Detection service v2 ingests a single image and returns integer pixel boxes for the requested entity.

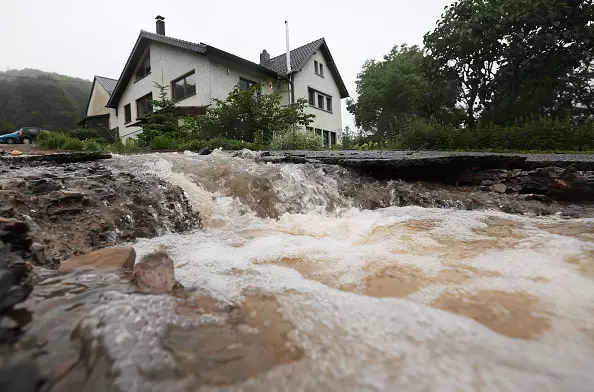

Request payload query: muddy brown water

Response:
[18,152,594,391]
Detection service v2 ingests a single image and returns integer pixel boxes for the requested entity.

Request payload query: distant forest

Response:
[0,69,91,131]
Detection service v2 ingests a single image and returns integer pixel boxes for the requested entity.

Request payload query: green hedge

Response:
[395,117,594,151]
[37,131,104,152]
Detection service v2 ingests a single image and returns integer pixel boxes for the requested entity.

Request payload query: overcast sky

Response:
[2,0,451,129]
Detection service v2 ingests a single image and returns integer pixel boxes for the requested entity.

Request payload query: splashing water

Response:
[105,151,594,391]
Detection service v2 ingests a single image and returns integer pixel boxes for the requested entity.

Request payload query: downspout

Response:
[285,20,293,104]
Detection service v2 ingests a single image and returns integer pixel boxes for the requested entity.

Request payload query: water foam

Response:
[107,152,594,391]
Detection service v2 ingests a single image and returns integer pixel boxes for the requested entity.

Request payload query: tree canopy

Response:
[423,0,594,125]
[0,69,91,131]
[349,0,594,142]
[347,45,461,139]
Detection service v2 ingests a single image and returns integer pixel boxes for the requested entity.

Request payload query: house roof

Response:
[264,38,325,74]
[84,75,117,117]
[107,31,349,108]
[95,76,118,95]
[263,38,349,98]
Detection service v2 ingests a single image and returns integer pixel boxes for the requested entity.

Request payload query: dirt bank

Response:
[0,158,200,267]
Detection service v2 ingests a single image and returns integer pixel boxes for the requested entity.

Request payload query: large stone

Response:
[131,252,176,294]
[58,247,136,274]
[492,183,507,194]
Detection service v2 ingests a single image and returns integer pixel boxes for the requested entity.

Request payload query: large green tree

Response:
[424,0,594,125]
[347,45,460,140]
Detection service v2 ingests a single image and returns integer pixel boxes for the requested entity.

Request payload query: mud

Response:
[0,162,199,267]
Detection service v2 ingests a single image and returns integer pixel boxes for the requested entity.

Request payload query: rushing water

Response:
[103,151,594,391]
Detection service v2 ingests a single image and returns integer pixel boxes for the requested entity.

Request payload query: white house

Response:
[78,75,118,140]
[104,16,349,146]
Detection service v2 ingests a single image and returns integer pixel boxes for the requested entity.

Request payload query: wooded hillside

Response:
[0,69,91,131]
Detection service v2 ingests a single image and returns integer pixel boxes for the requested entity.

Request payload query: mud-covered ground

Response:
[1,151,593,392]
[0,160,200,267]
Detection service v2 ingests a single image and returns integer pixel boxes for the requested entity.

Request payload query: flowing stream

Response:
[99,151,594,391]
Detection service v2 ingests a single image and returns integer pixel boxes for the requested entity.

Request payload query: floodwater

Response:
[104,151,594,391]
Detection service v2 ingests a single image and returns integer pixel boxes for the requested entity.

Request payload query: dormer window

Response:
[135,51,151,81]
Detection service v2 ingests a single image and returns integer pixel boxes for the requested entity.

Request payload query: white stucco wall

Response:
[108,108,118,131]
[293,51,343,135]
[87,82,110,117]
[116,41,279,140]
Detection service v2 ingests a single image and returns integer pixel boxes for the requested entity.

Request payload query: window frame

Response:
[124,104,131,124]
[239,77,258,91]
[314,60,319,74]
[308,87,333,113]
[171,71,197,102]
[317,94,325,110]
[318,63,324,77]
[135,51,151,82]
[135,93,153,119]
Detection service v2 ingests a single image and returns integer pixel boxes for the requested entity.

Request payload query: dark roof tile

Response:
[263,38,325,74]
[95,75,118,95]
[139,30,207,53]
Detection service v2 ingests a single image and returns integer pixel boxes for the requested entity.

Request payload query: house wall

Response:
[293,51,343,136]
[116,42,279,140]
[87,83,110,117]
[108,108,118,132]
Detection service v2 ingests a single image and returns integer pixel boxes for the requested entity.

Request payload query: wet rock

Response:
[30,243,45,265]
[0,353,39,392]
[132,252,176,294]
[492,183,507,194]
[0,217,41,388]
[58,247,136,274]
[0,162,200,266]
[27,178,62,194]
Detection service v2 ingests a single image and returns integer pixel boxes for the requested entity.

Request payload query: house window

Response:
[315,128,322,137]
[135,51,151,81]
[136,93,153,118]
[319,63,324,77]
[124,104,131,124]
[172,71,196,101]
[317,94,324,110]
[331,131,337,146]
[239,77,258,91]
[314,61,319,74]
[323,130,330,147]
[308,87,333,113]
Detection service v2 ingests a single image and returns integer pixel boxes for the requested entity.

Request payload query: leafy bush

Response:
[37,130,105,151]
[37,131,68,149]
[390,117,594,151]
[150,134,178,150]
[64,128,104,141]
[83,139,103,152]
[62,138,85,151]
[269,127,324,150]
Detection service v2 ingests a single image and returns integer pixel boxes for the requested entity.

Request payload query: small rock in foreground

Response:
[132,251,177,294]
[58,247,136,274]
[492,183,507,194]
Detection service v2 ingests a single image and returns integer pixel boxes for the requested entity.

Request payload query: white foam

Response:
[108,153,594,391]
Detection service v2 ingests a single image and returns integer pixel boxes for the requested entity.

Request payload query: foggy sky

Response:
[1,0,451,129]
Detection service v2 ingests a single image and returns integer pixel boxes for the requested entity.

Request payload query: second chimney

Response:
[260,50,270,65]
[156,15,165,35]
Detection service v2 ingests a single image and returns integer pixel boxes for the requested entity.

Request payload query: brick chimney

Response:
[260,50,270,65]
[156,15,165,35]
